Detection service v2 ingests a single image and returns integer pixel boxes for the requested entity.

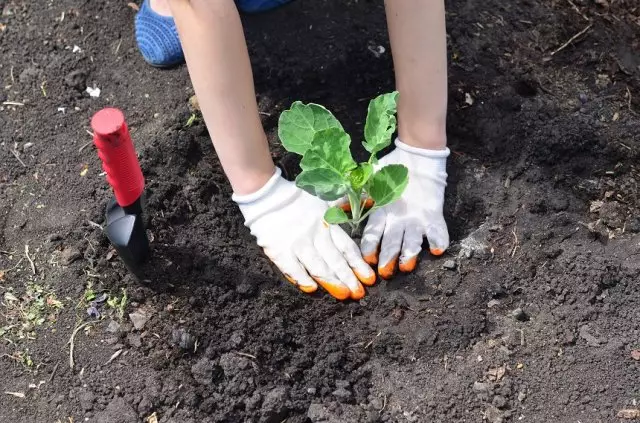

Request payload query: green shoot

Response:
[277,92,408,233]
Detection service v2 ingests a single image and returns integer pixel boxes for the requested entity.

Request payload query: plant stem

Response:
[354,205,377,225]
[347,189,362,223]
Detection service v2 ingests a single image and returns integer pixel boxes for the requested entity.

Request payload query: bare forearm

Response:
[169,0,275,194]
[385,0,448,150]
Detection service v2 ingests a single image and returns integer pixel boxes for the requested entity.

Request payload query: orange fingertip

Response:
[354,269,376,286]
[399,255,418,273]
[312,277,351,301]
[378,255,398,280]
[430,248,445,256]
[363,252,378,266]
[284,274,317,294]
[350,282,366,301]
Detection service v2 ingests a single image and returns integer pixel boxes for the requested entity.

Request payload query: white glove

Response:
[233,167,376,300]
[361,139,450,279]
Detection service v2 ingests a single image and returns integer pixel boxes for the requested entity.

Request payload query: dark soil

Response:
[1,0,639,422]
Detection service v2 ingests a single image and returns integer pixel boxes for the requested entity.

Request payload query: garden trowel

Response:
[91,108,149,277]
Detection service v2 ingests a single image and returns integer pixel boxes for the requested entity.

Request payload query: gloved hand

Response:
[233,167,376,300]
[361,139,450,279]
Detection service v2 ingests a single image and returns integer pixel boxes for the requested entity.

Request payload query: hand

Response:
[361,139,450,279]
[233,168,376,300]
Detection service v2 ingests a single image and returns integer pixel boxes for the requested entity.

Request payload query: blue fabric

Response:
[237,0,295,13]
[134,0,294,68]
[134,0,183,67]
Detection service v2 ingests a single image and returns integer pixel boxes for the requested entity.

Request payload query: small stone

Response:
[137,396,153,415]
[473,381,492,394]
[580,395,591,404]
[94,397,137,423]
[244,392,262,411]
[106,320,121,333]
[517,391,526,402]
[46,233,63,242]
[578,93,588,104]
[22,142,34,151]
[79,389,95,411]
[126,333,142,348]
[306,387,316,395]
[335,380,350,389]
[492,395,508,409]
[487,299,500,308]
[511,308,528,322]
[332,388,352,401]
[171,329,196,350]
[261,386,289,422]
[61,247,82,265]
[129,310,150,330]
[627,217,640,233]
[442,260,457,270]
[631,350,640,361]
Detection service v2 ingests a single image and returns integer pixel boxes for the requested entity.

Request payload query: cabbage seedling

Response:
[278,92,408,233]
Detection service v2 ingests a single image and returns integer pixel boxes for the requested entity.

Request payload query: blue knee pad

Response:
[135,0,295,67]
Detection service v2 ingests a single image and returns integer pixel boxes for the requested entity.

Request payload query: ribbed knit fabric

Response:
[134,0,295,68]
[134,0,183,67]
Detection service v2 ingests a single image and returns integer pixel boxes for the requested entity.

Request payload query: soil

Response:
[1,0,639,422]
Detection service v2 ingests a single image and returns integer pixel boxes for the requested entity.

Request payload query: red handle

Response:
[91,108,145,207]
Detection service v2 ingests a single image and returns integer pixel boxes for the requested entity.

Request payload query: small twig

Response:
[10,66,14,84]
[510,227,519,258]
[104,349,122,365]
[49,361,60,382]
[114,38,123,56]
[25,245,36,275]
[364,331,382,350]
[78,141,93,152]
[566,0,590,21]
[10,150,26,167]
[234,351,257,360]
[67,322,93,369]
[550,24,593,56]
[626,86,634,113]
[87,221,103,230]
[2,101,25,107]
[380,394,388,414]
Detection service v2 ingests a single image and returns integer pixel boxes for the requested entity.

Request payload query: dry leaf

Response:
[0,270,5,281]
[146,412,158,423]
[127,2,140,11]
[0,23,6,31]
[613,112,620,121]
[516,363,524,369]
[617,409,640,419]
[631,350,640,361]
[487,364,506,381]
[590,200,603,213]
[4,391,25,398]
[80,165,89,177]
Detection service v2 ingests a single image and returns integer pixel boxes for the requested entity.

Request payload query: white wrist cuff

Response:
[395,138,450,158]
[231,167,282,204]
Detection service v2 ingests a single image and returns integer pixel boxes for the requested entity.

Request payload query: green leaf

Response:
[296,168,348,201]
[324,207,350,225]
[366,164,409,208]
[278,102,344,155]
[349,163,373,191]
[300,127,357,175]
[362,91,399,156]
